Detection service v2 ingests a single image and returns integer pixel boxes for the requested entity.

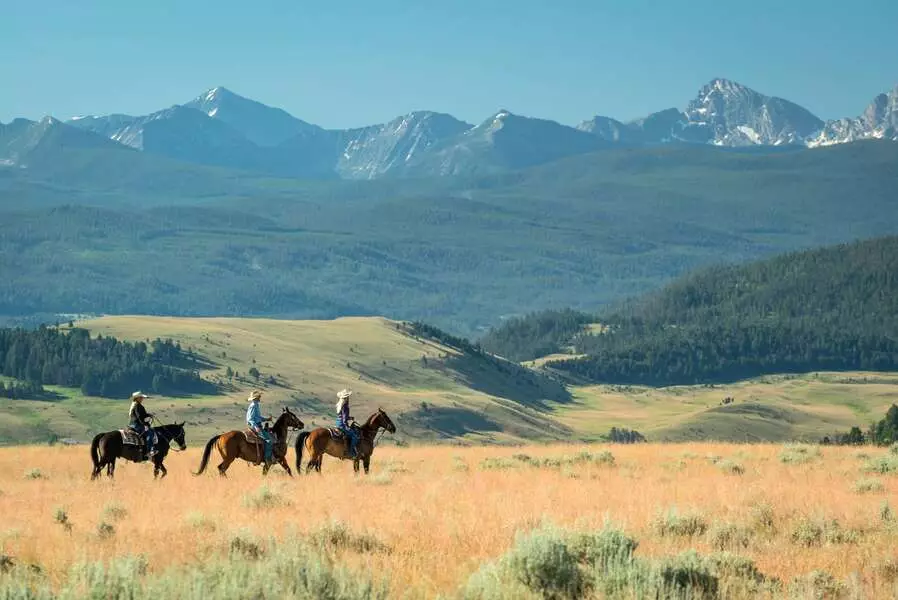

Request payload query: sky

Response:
[2,0,896,129]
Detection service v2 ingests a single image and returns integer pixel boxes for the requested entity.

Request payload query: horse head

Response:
[171,421,187,451]
[280,406,305,430]
[375,407,396,434]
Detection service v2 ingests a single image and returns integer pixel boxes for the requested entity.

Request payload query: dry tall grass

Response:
[0,442,896,598]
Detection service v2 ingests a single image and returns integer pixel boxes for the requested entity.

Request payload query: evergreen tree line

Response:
[825,404,898,446]
[479,309,596,362]
[0,379,45,400]
[0,326,217,399]
[535,236,898,385]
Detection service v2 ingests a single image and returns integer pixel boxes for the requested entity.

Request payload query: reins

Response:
[150,417,184,452]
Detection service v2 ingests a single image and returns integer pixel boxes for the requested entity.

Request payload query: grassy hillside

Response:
[2,141,898,333]
[1,315,897,445]
[0,315,570,445]
[552,372,898,442]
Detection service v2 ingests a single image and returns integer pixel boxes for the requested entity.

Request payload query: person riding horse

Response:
[246,389,274,464]
[128,391,156,458]
[336,389,360,458]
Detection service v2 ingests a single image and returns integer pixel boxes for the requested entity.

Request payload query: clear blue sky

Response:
[2,0,896,128]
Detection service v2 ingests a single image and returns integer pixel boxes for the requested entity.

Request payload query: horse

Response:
[90,422,187,480]
[194,407,304,477]
[295,408,396,475]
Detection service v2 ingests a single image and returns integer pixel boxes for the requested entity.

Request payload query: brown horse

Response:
[194,407,304,477]
[294,408,396,475]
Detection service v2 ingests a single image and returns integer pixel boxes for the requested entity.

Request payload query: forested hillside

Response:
[2,141,898,333]
[0,326,216,398]
[550,236,898,385]
[479,309,595,361]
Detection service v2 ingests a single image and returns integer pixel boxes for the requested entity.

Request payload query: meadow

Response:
[1,442,896,598]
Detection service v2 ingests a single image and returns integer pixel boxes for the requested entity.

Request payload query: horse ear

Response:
[283,407,287,413]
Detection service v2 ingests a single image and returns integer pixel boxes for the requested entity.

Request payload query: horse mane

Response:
[153,423,183,434]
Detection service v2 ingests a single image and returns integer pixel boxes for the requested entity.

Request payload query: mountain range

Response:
[2,78,896,180]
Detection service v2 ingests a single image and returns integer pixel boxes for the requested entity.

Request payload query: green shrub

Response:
[863,455,898,474]
[96,522,115,540]
[707,523,752,550]
[309,521,390,554]
[242,485,288,509]
[790,518,860,547]
[0,540,388,600]
[853,478,885,494]
[183,512,216,532]
[789,570,847,599]
[748,501,777,536]
[779,444,821,464]
[654,551,719,600]
[228,533,264,559]
[102,503,128,522]
[652,508,708,538]
[23,469,44,480]
[567,528,638,572]
[479,457,520,470]
[500,527,584,599]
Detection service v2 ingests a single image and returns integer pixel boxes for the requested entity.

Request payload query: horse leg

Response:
[363,456,370,475]
[353,459,360,475]
[277,456,293,477]
[107,458,116,479]
[217,456,234,477]
[92,457,105,480]
[154,458,167,479]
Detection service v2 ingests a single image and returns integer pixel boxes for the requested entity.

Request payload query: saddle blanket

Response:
[120,429,156,446]
[328,428,345,440]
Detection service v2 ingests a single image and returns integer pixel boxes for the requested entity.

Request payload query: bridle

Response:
[150,417,186,452]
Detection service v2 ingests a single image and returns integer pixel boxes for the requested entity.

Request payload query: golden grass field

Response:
[1,442,897,598]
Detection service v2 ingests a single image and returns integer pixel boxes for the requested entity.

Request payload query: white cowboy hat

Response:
[130,391,148,401]
[337,389,353,400]
[248,390,262,402]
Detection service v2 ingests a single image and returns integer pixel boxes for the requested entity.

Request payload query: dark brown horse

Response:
[90,422,187,480]
[194,407,304,477]
[295,408,396,475]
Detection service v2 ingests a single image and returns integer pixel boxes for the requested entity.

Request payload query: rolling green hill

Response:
[2,141,898,334]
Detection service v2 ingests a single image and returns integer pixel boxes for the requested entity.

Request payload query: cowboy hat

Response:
[337,389,353,400]
[248,390,262,402]
[130,391,148,401]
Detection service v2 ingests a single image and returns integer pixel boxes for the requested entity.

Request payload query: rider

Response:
[128,391,156,458]
[336,388,359,458]
[246,389,273,463]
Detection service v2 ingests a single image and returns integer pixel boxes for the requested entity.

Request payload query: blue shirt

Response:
[246,401,263,428]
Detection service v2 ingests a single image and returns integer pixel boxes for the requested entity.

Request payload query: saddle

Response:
[120,429,145,446]
[243,429,278,445]
[327,427,345,440]
[244,429,278,465]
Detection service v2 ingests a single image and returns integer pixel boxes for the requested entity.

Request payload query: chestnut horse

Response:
[194,407,304,477]
[294,408,396,475]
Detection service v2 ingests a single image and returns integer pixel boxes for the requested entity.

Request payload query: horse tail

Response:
[194,435,221,476]
[90,433,103,470]
[295,431,310,473]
